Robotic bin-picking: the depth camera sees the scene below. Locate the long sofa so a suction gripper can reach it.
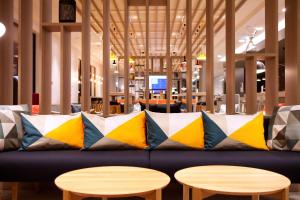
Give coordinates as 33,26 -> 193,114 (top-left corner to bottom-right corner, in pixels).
0,117 -> 300,184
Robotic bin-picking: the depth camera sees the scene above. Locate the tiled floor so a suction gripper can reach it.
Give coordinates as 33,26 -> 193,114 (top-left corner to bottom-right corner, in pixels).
1,183 -> 300,200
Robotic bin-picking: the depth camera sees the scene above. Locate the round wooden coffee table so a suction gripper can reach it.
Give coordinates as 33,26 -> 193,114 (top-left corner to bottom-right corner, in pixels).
175,165 -> 291,200
55,166 -> 170,200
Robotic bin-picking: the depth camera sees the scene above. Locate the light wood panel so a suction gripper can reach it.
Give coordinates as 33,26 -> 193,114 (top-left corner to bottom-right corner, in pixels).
81,0 -> 91,113
60,27 -> 71,114
124,0 -> 129,114
145,0 -> 150,110
0,0 -> 13,105
245,56 -> 257,114
175,165 -> 290,199
55,166 -> 170,198
42,23 -> 82,32
186,0 -> 192,112
285,0 -> 300,105
102,0 -> 110,117
265,0 -> 278,116
206,0 -> 214,113
166,0 -> 171,113
40,0 -> 52,114
18,0 -> 33,108
225,0 -> 235,115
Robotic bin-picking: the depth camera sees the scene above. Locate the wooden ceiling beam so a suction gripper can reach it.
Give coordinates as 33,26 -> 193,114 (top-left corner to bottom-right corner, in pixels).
112,0 -> 138,56
193,0 -> 246,55
176,0 -> 204,55
180,0 -> 223,55
93,0 -> 124,56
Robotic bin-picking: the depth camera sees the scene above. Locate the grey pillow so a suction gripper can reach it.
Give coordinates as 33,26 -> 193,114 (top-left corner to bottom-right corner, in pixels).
268,105 -> 300,151
0,110 -> 23,151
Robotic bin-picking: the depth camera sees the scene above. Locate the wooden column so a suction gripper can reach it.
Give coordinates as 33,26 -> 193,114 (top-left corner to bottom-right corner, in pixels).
124,0 -> 129,113
265,0 -> 278,115
40,0 -> 52,114
245,56 -> 257,114
145,0 -> 150,109
81,0 -> 91,112
102,0 -> 110,117
18,0 -> 33,108
166,0 -> 171,113
0,0 -> 13,105
206,0 -> 214,113
285,0 -> 300,105
60,28 -> 71,114
186,0 -> 192,112
225,0 -> 235,115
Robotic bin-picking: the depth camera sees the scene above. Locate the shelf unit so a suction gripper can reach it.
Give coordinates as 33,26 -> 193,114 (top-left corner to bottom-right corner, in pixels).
40,0 -> 90,114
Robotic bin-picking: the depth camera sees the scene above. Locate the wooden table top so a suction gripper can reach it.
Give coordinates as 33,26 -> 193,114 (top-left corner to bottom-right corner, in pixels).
175,165 -> 291,195
55,166 -> 170,198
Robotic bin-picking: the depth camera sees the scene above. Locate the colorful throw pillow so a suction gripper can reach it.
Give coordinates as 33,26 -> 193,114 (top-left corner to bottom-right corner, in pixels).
0,110 -> 24,151
0,104 -> 29,112
146,110 -> 204,150
21,113 -> 84,150
82,111 -> 147,150
202,111 -> 268,150
268,105 -> 300,151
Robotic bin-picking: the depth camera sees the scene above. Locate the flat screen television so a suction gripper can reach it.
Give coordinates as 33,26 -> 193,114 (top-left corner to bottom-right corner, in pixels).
149,75 -> 167,94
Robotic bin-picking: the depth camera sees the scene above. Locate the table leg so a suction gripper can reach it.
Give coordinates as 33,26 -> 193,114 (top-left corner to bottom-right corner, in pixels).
144,189 -> 162,200
63,191 -> 71,200
183,185 -> 190,200
11,183 -> 18,200
252,194 -> 259,200
192,188 -> 202,200
281,188 -> 289,200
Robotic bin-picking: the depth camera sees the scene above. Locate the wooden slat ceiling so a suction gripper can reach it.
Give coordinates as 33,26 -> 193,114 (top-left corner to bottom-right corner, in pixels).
76,0 -> 246,57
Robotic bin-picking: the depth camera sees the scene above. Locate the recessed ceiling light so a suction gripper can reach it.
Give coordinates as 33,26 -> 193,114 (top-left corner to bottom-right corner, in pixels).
282,8 -> 286,12
255,27 -> 264,31
176,15 -> 183,19
130,15 -> 138,20
238,39 -> 246,43
217,54 -> 222,58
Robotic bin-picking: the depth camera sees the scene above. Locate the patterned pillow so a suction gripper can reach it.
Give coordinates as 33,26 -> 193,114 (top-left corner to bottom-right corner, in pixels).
146,110 -> 204,150
82,111 -> 147,150
21,113 -> 84,150
202,111 -> 268,150
268,105 -> 300,151
0,110 -> 23,151
0,104 -> 29,112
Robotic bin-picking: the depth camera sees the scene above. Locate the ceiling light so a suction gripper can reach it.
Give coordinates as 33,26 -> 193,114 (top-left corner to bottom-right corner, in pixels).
282,8 -> 286,12
0,22 -> 6,38
257,79 -> 261,82
217,54 -> 222,58
238,39 -> 246,43
130,15 -> 138,20
255,27 -> 264,31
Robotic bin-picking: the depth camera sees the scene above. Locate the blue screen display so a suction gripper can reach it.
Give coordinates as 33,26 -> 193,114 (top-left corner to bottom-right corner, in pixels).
149,76 -> 167,90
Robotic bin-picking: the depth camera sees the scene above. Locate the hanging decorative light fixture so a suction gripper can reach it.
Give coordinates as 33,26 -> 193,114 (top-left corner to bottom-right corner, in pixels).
0,22 -> 6,38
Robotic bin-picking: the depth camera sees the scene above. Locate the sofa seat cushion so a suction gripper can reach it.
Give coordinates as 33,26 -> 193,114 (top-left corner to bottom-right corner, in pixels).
0,150 -> 149,182
150,150 -> 300,182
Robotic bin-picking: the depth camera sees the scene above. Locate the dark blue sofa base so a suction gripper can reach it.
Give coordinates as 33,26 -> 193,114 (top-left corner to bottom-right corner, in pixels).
0,150 -> 299,183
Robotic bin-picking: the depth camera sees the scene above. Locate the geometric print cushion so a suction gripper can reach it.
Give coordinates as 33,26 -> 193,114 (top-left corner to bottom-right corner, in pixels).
268,105 -> 300,151
20,113 -> 84,151
202,111 -> 268,150
0,110 -> 22,151
82,111 -> 147,150
145,110 -> 204,150
0,104 -> 29,112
